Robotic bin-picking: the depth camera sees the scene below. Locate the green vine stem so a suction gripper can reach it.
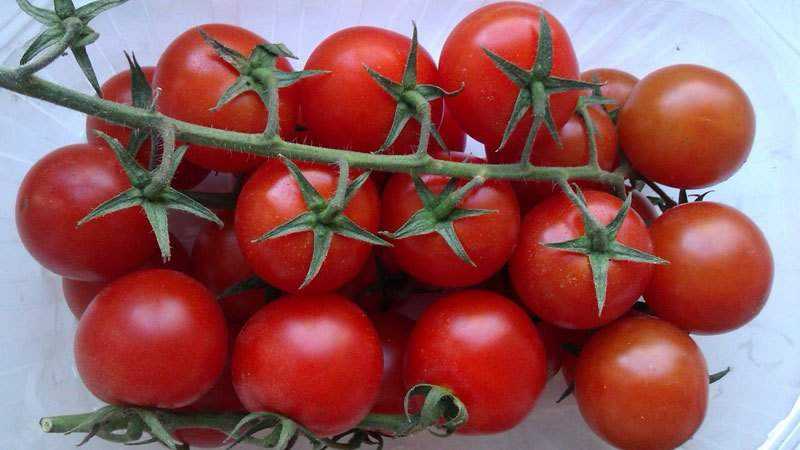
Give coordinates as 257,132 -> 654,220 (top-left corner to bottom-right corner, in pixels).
0,69 -> 623,185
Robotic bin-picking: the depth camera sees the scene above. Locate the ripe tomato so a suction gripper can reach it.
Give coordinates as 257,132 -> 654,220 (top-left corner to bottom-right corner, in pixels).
439,2 -> 580,151
75,269 -> 227,408
580,68 -> 638,113
536,321 -> 592,379
618,64 -> 755,188
155,24 -> 299,172
62,235 -> 190,318
232,293 -> 382,437
404,290 -> 547,434
235,159 -> 380,294
488,106 -> 619,210
382,170 -> 519,288
509,190 -> 654,329
16,144 -> 158,282
575,315 -> 708,450
300,26 -> 442,155
429,107 -> 467,154
369,312 -> 414,415
86,67 -> 209,189
645,202 -> 773,334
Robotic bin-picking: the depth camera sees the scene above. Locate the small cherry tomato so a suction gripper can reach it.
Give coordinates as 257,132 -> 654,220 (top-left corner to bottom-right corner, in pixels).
75,269 -> 228,408
155,24 -> 299,172
580,68 -> 639,113
575,315 -> 708,450
645,202 -> 773,334
509,190 -> 654,329
232,293 -> 382,437
404,290 -> 547,434
16,144 -> 158,282
370,312 -> 415,415
618,64 -> 755,188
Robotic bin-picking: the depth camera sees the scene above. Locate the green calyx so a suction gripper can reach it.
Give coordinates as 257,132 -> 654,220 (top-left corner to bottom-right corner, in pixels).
199,30 -> 326,138
17,0 -> 130,96
482,12 -> 599,165
253,156 -> 390,290
403,384 -> 469,437
546,183 -> 667,315
382,175 -> 494,266
364,23 -> 462,155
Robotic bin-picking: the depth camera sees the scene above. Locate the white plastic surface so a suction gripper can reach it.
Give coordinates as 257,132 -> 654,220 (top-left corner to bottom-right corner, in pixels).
0,1 -> 798,449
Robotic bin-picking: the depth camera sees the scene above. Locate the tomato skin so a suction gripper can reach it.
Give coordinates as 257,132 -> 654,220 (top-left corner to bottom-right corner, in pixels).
86,67 -> 209,189
235,159 -> 380,294
618,64 -> 755,188
488,107 -> 619,210
439,2 -> 580,151
580,68 -> 638,112
645,202 -> 773,334
301,26 -> 442,155
155,24 -> 299,172
191,211 -> 253,294
509,190 -> 654,329
62,235 -> 190,318
370,313 -> 415,415
575,315 -> 708,450
382,172 -> 519,288
232,293 -> 382,437
16,144 -> 158,282
429,107 -> 467,153
404,290 -> 547,434
629,188 -> 659,226
75,269 -> 228,408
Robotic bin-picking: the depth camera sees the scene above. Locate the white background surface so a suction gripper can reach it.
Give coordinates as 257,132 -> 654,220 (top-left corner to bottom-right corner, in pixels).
0,1 -> 798,449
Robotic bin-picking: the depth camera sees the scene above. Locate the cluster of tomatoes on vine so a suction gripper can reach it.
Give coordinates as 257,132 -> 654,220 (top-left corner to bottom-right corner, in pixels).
13,1 -> 774,450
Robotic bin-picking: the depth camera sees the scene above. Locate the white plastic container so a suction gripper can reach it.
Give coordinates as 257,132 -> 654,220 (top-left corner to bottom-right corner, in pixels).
0,1 -> 797,449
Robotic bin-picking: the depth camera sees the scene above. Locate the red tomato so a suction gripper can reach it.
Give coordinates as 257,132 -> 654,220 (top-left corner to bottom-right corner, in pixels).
509,190 -> 654,329
404,290 -> 547,434
645,202 -> 773,334
382,172 -> 519,288
575,315 -> 708,450
235,159 -> 380,294
536,322 -> 592,379
16,144 -> 158,282
580,68 -> 639,112
488,106 -> 619,210
155,24 -> 299,172
191,211 -> 253,294
75,270 -> 227,408
370,313 -> 415,415
439,2 -> 580,151
62,235 -> 190,318
301,26 -> 442,155
86,67 -> 209,189
429,107 -> 467,154
232,293 -> 382,437
629,188 -> 659,226
618,64 -> 755,188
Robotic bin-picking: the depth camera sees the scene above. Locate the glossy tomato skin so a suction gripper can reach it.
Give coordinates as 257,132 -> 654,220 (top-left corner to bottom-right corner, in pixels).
232,293 -> 382,437
509,190 -> 654,329
404,290 -> 547,434
301,26 -> 442,155
488,106 -> 619,210
192,211 -> 253,294
86,67 -> 209,189
618,64 -> 755,188
580,68 -> 639,113
575,315 -> 708,450
155,24 -> 299,172
235,159 -> 380,294
429,107 -> 467,153
16,144 -> 158,282
382,171 -> 519,288
75,270 -> 228,408
439,2 -> 580,151
645,202 -> 773,334
370,312 -> 415,415
62,235 -> 190,318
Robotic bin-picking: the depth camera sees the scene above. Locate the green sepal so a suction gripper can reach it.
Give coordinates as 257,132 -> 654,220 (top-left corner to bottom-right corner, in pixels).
273,68 -> 329,88
679,188 -> 689,204
198,29 -> 249,71
77,188 -> 144,227
404,384 -> 468,437
94,130 -> 150,187
691,190 -> 715,202
435,222 -> 475,266
323,430 -> 385,450
74,0 -> 130,22
228,412 -> 322,450
141,201 -> 171,260
16,0 -> 59,25
70,44 -> 102,96
134,409 -> 183,450
709,367 -> 731,384
219,275 -> 273,300
252,212 -> 317,243
125,51 -> 153,110
57,405 -> 180,448
556,383 -> 575,404
19,27 -> 63,65
54,0 -> 76,18
160,187 -> 223,228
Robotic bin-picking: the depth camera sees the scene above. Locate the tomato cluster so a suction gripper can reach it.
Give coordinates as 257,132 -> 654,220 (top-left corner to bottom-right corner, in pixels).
14,2 -> 774,449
